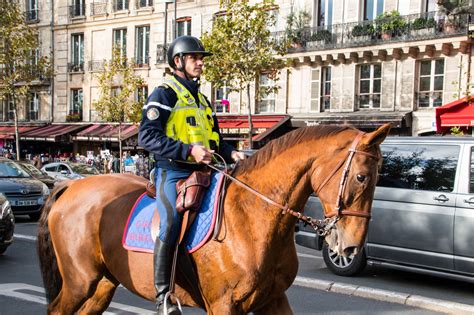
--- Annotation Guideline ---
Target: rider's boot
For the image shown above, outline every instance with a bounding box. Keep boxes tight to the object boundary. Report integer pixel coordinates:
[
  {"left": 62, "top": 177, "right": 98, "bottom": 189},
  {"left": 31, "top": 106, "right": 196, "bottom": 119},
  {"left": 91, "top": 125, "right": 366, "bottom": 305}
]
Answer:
[{"left": 154, "top": 238, "right": 181, "bottom": 315}]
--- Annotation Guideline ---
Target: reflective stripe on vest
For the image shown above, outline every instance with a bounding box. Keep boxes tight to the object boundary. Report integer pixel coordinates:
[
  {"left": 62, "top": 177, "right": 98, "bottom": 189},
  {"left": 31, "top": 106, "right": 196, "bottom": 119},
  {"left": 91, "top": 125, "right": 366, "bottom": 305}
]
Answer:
[{"left": 163, "top": 77, "right": 219, "bottom": 156}]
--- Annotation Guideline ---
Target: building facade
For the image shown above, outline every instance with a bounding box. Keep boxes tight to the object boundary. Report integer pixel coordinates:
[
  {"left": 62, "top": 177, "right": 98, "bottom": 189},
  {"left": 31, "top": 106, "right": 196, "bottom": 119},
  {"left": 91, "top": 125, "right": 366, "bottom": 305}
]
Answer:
[{"left": 2, "top": 0, "right": 473, "bottom": 155}]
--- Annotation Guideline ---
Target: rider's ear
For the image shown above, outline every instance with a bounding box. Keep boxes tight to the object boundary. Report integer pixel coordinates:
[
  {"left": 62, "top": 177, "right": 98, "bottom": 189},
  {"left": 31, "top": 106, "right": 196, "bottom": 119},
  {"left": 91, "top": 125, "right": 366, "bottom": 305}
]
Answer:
[{"left": 361, "top": 123, "right": 391, "bottom": 147}]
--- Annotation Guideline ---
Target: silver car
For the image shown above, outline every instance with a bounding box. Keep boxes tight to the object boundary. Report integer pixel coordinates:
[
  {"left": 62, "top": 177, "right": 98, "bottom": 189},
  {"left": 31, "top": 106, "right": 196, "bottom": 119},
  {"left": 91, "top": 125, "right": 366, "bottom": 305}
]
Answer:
[
  {"left": 41, "top": 162, "right": 100, "bottom": 181},
  {"left": 295, "top": 137, "right": 474, "bottom": 283}
]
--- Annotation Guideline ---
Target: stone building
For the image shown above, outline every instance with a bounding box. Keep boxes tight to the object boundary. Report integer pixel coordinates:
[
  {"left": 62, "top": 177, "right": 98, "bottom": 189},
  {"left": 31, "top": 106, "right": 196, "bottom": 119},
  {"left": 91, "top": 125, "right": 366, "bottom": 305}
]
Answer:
[{"left": 1, "top": 0, "right": 473, "bottom": 154}]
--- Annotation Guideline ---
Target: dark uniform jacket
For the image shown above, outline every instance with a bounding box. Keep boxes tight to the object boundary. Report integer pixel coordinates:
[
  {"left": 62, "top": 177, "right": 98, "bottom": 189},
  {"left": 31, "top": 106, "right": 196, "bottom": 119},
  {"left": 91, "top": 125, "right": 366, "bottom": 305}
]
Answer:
[{"left": 138, "top": 74, "right": 235, "bottom": 171}]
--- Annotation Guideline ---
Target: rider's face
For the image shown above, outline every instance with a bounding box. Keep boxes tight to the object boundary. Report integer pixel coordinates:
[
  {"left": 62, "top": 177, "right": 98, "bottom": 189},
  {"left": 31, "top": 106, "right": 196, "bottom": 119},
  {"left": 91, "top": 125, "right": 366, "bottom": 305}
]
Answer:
[{"left": 175, "top": 54, "right": 204, "bottom": 78}]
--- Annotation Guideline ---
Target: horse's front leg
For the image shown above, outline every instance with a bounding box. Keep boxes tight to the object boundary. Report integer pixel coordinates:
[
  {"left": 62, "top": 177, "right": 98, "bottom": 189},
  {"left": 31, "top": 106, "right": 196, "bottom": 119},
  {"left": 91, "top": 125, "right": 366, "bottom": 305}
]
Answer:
[{"left": 253, "top": 294, "right": 293, "bottom": 315}]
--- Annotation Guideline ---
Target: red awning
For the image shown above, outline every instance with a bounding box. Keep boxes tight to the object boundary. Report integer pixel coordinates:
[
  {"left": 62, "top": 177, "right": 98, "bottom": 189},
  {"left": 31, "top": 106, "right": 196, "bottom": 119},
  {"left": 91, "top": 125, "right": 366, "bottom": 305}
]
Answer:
[
  {"left": 72, "top": 124, "right": 138, "bottom": 142},
  {"left": 0, "top": 125, "right": 44, "bottom": 140},
  {"left": 217, "top": 115, "right": 291, "bottom": 141},
  {"left": 20, "top": 124, "right": 90, "bottom": 142},
  {"left": 436, "top": 96, "right": 474, "bottom": 133}
]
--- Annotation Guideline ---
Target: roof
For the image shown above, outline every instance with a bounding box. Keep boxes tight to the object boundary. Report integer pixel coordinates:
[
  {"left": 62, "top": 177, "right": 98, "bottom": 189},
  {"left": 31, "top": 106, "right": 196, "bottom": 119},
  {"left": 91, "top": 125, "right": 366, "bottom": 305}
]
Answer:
[{"left": 217, "top": 115, "right": 291, "bottom": 142}]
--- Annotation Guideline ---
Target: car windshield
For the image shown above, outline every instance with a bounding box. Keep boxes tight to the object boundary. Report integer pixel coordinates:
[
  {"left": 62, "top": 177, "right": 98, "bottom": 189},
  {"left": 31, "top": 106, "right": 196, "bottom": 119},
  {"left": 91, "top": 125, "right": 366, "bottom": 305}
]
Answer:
[
  {"left": 20, "top": 163, "right": 44, "bottom": 176},
  {"left": 0, "top": 160, "right": 31, "bottom": 178},
  {"left": 70, "top": 164, "right": 100, "bottom": 175}
]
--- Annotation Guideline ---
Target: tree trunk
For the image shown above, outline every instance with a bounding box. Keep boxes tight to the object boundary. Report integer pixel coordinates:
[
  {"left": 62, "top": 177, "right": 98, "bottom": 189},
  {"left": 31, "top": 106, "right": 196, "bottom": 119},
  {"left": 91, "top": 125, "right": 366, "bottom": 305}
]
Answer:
[
  {"left": 13, "top": 101, "right": 20, "bottom": 161},
  {"left": 246, "top": 83, "right": 253, "bottom": 150},
  {"left": 118, "top": 122, "right": 123, "bottom": 173}
]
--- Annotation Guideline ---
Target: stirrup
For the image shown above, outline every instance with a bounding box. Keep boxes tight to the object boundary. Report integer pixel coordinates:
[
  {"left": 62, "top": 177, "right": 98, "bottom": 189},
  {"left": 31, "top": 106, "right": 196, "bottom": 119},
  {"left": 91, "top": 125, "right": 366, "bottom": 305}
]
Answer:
[{"left": 163, "top": 291, "right": 182, "bottom": 314}]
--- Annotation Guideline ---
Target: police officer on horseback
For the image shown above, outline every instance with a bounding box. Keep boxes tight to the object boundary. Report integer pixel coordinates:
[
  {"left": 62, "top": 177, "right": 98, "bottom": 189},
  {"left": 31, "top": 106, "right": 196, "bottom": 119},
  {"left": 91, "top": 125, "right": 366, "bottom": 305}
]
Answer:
[{"left": 138, "top": 36, "right": 245, "bottom": 315}]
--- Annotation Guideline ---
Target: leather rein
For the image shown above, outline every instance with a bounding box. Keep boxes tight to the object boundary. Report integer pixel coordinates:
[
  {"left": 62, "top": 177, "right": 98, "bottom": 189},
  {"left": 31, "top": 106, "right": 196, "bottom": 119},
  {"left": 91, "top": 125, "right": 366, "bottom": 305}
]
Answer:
[{"left": 209, "top": 132, "right": 381, "bottom": 237}]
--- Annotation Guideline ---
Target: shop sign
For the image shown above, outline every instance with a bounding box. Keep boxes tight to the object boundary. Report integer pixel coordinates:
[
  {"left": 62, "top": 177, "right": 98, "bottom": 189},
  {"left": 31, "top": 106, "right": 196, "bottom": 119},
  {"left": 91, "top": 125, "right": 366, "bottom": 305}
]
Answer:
[{"left": 304, "top": 120, "right": 321, "bottom": 126}]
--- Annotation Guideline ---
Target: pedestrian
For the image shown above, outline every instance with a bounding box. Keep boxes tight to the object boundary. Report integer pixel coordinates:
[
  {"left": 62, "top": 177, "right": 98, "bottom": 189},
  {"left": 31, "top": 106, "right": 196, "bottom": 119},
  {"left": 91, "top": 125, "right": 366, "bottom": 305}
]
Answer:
[{"left": 138, "top": 35, "right": 245, "bottom": 315}]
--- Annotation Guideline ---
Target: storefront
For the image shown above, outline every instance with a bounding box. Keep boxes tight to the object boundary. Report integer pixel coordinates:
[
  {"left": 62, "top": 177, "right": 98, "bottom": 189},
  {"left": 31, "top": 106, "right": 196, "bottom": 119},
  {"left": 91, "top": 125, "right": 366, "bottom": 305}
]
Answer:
[{"left": 436, "top": 96, "right": 474, "bottom": 136}]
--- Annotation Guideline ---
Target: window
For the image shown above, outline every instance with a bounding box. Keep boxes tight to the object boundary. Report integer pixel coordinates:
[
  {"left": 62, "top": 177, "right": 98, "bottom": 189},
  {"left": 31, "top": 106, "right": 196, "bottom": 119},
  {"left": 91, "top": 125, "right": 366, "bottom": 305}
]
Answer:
[
  {"left": 7, "top": 99, "right": 14, "bottom": 121},
  {"left": 1, "top": 97, "right": 14, "bottom": 121},
  {"left": 258, "top": 74, "right": 276, "bottom": 113},
  {"left": 215, "top": 84, "right": 231, "bottom": 113},
  {"left": 358, "top": 63, "right": 381, "bottom": 109},
  {"left": 70, "top": 89, "right": 83, "bottom": 116},
  {"left": 177, "top": 17, "right": 192, "bottom": 37},
  {"left": 321, "top": 67, "right": 331, "bottom": 111},
  {"left": 310, "top": 69, "right": 320, "bottom": 111},
  {"left": 363, "top": 0, "right": 384, "bottom": 21},
  {"left": 316, "top": 0, "right": 333, "bottom": 27},
  {"left": 71, "top": 34, "right": 84, "bottom": 71},
  {"left": 113, "top": 28, "right": 127, "bottom": 60},
  {"left": 28, "top": 92, "right": 39, "bottom": 121},
  {"left": 135, "top": 26, "right": 150, "bottom": 67},
  {"left": 378, "top": 144, "right": 459, "bottom": 192},
  {"left": 114, "top": 0, "right": 128, "bottom": 11},
  {"left": 71, "top": 0, "right": 85, "bottom": 17},
  {"left": 418, "top": 59, "right": 444, "bottom": 108},
  {"left": 425, "top": 0, "right": 437, "bottom": 12},
  {"left": 26, "top": 0, "right": 38, "bottom": 21},
  {"left": 137, "top": 0, "right": 153, "bottom": 8},
  {"left": 136, "top": 86, "right": 148, "bottom": 103}
]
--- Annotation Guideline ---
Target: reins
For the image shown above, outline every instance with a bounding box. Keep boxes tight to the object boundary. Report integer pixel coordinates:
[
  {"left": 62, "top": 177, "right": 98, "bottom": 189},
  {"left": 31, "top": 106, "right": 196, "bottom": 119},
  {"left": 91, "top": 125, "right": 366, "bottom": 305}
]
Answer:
[{"left": 208, "top": 132, "right": 380, "bottom": 236}]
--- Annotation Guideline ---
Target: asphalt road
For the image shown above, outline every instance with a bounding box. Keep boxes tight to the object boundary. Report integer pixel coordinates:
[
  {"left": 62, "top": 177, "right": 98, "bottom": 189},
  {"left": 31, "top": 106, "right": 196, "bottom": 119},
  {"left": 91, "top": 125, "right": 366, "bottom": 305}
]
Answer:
[{"left": 1, "top": 216, "right": 472, "bottom": 314}]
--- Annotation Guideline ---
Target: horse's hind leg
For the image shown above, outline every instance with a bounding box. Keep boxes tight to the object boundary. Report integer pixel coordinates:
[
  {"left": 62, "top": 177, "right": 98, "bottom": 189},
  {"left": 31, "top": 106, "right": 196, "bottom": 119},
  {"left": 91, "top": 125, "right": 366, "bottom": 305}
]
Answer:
[
  {"left": 253, "top": 294, "right": 293, "bottom": 315},
  {"left": 77, "top": 276, "right": 118, "bottom": 314}
]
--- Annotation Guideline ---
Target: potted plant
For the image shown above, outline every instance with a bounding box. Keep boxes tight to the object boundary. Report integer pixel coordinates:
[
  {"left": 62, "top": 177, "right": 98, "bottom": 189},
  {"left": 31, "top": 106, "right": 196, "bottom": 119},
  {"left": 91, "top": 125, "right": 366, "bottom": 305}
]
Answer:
[
  {"left": 66, "top": 111, "right": 82, "bottom": 122},
  {"left": 351, "top": 23, "right": 375, "bottom": 42},
  {"left": 285, "top": 10, "right": 311, "bottom": 49},
  {"left": 307, "top": 29, "right": 333, "bottom": 48},
  {"left": 411, "top": 16, "right": 437, "bottom": 36},
  {"left": 375, "top": 10, "right": 407, "bottom": 40}
]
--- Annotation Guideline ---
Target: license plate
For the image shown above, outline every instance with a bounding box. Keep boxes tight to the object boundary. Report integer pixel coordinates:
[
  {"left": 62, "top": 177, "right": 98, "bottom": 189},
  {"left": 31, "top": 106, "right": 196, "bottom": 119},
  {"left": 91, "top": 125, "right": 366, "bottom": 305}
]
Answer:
[{"left": 17, "top": 200, "right": 38, "bottom": 206}]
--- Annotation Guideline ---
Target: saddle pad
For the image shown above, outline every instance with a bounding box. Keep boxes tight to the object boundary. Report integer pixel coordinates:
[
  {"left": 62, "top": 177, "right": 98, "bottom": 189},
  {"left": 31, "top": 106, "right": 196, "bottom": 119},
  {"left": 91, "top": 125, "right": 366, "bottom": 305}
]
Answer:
[{"left": 122, "top": 172, "right": 224, "bottom": 253}]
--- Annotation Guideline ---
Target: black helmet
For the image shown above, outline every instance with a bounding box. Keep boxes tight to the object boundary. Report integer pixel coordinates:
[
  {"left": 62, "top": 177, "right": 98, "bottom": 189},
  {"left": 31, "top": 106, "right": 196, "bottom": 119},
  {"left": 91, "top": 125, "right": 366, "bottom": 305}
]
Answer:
[{"left": 167, "top": 36, "right": 212, "bottom": 69}]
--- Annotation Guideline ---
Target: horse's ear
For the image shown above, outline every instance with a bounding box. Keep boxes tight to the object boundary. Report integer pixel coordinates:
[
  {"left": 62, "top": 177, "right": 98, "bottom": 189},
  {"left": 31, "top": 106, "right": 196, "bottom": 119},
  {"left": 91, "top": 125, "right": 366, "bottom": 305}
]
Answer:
[{"left": 361, "top": 123, "right": 391, "bottom": 146}]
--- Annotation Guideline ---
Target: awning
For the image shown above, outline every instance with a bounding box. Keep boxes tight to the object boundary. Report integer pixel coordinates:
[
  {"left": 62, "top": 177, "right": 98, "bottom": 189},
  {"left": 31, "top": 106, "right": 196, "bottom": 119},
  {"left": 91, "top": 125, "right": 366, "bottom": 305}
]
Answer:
[
  {"left": 0, "top": 125, "right": 44, "bottom": 140},
  {"left": 72, "top": 124, "right": 138, "bottom": 142},
  {"left": 20, "top": 124, "right": 90, "bottom": 142},
  {"left": 436, "top": 96, "right": 474, "bottom": 133},
  {"left": 217, "top": 115, "right": 292, "bottom": 143},
  {"left": 291, "top": 111, "right": 412, "bottom": 129}
]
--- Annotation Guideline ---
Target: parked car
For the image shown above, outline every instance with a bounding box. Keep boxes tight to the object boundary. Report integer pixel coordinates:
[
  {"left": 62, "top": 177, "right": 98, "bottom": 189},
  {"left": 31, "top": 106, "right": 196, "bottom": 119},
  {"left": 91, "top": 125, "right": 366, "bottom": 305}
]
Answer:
[
  {"left": 0, "top": 157, "right": 50, "bottom": 221},
  {"left": 295, "top": 137, "right": 474, "bottom": 283},
  {"left": 41, "top": 162, "right": 100, "bottom": 181},
  {"left": 16, "top": 160, "right": 56, "bottom": 189},
  {"left": 0, "top": 192, "right": 14, "bottom": 255}
]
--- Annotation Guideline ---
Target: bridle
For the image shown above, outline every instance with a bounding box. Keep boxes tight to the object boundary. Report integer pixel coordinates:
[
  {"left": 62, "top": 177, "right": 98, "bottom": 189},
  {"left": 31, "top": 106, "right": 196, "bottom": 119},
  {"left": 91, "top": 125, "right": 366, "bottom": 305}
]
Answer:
[{"left": 208, "top": 132, "right": 381, "bottom": 236}]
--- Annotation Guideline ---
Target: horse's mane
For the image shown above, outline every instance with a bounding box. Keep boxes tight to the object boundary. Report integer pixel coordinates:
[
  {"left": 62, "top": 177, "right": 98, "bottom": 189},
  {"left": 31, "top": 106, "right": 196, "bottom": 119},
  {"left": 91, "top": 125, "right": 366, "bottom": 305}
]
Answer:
[{"left": 235, "top": 125, "right": 353, "bottom": 175}]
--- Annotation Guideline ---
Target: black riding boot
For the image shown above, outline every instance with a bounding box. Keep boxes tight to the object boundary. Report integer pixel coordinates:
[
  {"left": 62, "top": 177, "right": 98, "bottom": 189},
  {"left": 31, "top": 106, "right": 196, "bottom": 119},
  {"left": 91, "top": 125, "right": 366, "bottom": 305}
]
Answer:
[{"left": 154, "top": 238, "right": 181, "bottom": 315}]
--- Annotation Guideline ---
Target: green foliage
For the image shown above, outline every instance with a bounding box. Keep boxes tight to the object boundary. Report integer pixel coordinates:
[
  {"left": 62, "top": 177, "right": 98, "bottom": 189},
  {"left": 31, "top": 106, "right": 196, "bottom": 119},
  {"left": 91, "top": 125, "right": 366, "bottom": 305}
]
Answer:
[
  {"left": 375, "top": 10, "right": 407, "bottom": 34},
  {"left": 351, "top": 24, "right": 375, "bottom": 37},
  {"left": 285, "top": 10, "right": 311, "bottom": 44},
  {"left": 412, "top": 17, "right": 437, "bottom": 30},
  {"left": 93, "top": 48, "right": 145, "bottom": 124},
  {"left": 450, "top": 126, "right": 465, "bottom": 136},
  {"left": 201, "top": 0, "right": 286, "bottom": 94},
  {"left": 310, "top": 29, "right": 332, "bottom": 42}
]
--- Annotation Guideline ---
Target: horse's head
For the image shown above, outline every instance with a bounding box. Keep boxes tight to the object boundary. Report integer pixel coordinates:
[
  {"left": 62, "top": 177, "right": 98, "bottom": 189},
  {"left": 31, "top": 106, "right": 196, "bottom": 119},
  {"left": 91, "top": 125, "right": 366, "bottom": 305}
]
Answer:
[{"left": 313, "top": 124, "right": 391, "bottom": 257}]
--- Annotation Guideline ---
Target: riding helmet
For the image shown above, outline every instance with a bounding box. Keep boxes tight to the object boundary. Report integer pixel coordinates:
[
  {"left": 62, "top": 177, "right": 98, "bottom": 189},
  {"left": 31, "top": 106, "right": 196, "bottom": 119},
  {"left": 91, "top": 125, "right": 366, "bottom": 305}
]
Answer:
[{"left": 167, "top": 36, "right": 212, "bottom": 69}]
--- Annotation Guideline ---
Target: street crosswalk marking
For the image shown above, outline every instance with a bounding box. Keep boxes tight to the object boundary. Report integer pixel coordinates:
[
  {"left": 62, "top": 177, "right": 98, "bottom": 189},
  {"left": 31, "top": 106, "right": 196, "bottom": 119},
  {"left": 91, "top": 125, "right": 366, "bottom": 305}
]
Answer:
[{"left": 0, "top": 283, "right": 154, "bottom": 314}]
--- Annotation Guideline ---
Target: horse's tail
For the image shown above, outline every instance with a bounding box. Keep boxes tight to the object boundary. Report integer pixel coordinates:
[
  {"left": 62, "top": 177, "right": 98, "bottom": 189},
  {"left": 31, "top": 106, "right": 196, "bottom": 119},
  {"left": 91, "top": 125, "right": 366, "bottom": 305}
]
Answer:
[{"left": 37, "top": 181, "right": 71, "bottom": 303}]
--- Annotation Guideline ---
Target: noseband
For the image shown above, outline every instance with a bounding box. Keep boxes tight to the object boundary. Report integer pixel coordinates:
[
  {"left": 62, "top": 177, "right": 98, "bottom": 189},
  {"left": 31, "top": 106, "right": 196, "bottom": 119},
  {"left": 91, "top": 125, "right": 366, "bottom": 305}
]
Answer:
[{"left": 208, "top": 132, "right": 380, "bottom": 237}]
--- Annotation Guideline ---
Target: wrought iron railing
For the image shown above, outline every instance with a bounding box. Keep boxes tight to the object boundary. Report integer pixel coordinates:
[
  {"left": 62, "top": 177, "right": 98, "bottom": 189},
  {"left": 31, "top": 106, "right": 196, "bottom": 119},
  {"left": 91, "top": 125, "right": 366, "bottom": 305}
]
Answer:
[
  {"left": 88, "top": 60, "right": 105, "bottom": 72},
  {"left": 69, "top": 3, "right": 86, "bottom": 18},
  {"left": 25, "top": 9, "right": 39, "bottom": 22},
  {"left": 67, "top": 62, "right": 84, "bottom": 73},
  {"left": 273, "top": 11, "right": 469, "bottom": 54},
  {"left": 156, "top": 44, "right": 169, "bottom": 64},
  {"left": 66, "top": 110, "right": 83, "bottom": 122},
  {"left": 91, "top": 1, "right": 107, "bottom": 16}
]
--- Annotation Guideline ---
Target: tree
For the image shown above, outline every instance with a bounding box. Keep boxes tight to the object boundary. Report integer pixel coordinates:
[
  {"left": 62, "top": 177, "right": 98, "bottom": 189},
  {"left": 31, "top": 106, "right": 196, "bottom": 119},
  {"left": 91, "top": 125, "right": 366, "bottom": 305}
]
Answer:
[
  {"left": 93, "top": 48, "right": 145, "bottom": 173},
  {"left": 201, "top": 0, "right": 287, "bottom": 149},
  {"left": 0, "top": 0, "right": 51, "bottom": 160}
]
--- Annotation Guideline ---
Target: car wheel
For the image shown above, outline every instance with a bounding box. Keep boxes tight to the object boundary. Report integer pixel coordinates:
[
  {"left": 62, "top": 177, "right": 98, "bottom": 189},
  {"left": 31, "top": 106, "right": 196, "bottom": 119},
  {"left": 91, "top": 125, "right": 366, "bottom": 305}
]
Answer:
[
  {"left": 29, "top": 212, "right": 41, "bottom": 221},
  {"left": 0, "top": 245, "right": 7, "bottom": 255},
  {"left": 322, "top": 242, "right": 366, "bottom": 276}
]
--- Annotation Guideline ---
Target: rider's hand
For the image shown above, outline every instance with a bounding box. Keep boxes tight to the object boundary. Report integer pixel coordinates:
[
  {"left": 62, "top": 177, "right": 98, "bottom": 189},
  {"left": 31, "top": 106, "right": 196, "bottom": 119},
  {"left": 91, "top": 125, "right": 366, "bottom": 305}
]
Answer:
[
  {"left": 231, "top": 150, "right": 246, "bottom": 162},
  {"left": 190, "top": 145, "right": 214, "bottom": 164}
]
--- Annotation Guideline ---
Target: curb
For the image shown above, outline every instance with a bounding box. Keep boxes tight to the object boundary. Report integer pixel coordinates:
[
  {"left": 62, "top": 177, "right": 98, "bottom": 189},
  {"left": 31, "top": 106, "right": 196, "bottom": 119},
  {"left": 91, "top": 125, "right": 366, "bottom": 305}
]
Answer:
[{"left": 294, "top": 276, "right": 474, "bottom": 315}]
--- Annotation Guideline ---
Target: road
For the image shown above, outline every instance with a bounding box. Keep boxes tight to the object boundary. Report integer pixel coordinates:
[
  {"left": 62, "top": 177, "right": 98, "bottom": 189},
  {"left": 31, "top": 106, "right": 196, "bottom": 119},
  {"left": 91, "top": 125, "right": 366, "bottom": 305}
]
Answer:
[{"left": 1, "top": 216, "right": 472, "bottom": 314}]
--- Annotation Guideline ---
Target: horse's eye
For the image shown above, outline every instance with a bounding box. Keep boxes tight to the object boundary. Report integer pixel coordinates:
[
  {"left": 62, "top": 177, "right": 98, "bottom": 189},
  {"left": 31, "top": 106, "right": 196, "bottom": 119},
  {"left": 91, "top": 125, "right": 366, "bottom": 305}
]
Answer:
[{"left": 356, "top": 174, "right": 366, "bottom": 183}]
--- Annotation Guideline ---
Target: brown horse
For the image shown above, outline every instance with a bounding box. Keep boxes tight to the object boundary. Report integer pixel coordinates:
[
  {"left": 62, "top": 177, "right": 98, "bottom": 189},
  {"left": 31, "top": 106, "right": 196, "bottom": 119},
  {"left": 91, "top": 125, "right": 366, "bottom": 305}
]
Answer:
[{"left": 37, "top": 124, "right": 390, "bottom": 314}]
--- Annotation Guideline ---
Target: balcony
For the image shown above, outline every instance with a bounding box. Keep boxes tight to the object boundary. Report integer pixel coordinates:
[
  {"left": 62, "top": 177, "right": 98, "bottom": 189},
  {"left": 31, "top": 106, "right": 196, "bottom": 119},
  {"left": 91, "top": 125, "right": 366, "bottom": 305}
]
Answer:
[
  {"left": 68, "top": 63, "right": 84, "bottom": 73},
  {"left": 274, "top": 11, "right": 469, "bottom": 54},
  {"left": 88, "top": 60, "right": 105, "bottom": 72},
  {"left": 91, "top": 1, "right": 107, "bottom": 16},
  {"left": 66, "top": 111, "right": 83, "bottom": 122},
  {"left": 25, "top": 9, "right": 39, "bottom": 23},
  {"left": 69, "top": 3, "right": 86, "bottom": 18}
]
